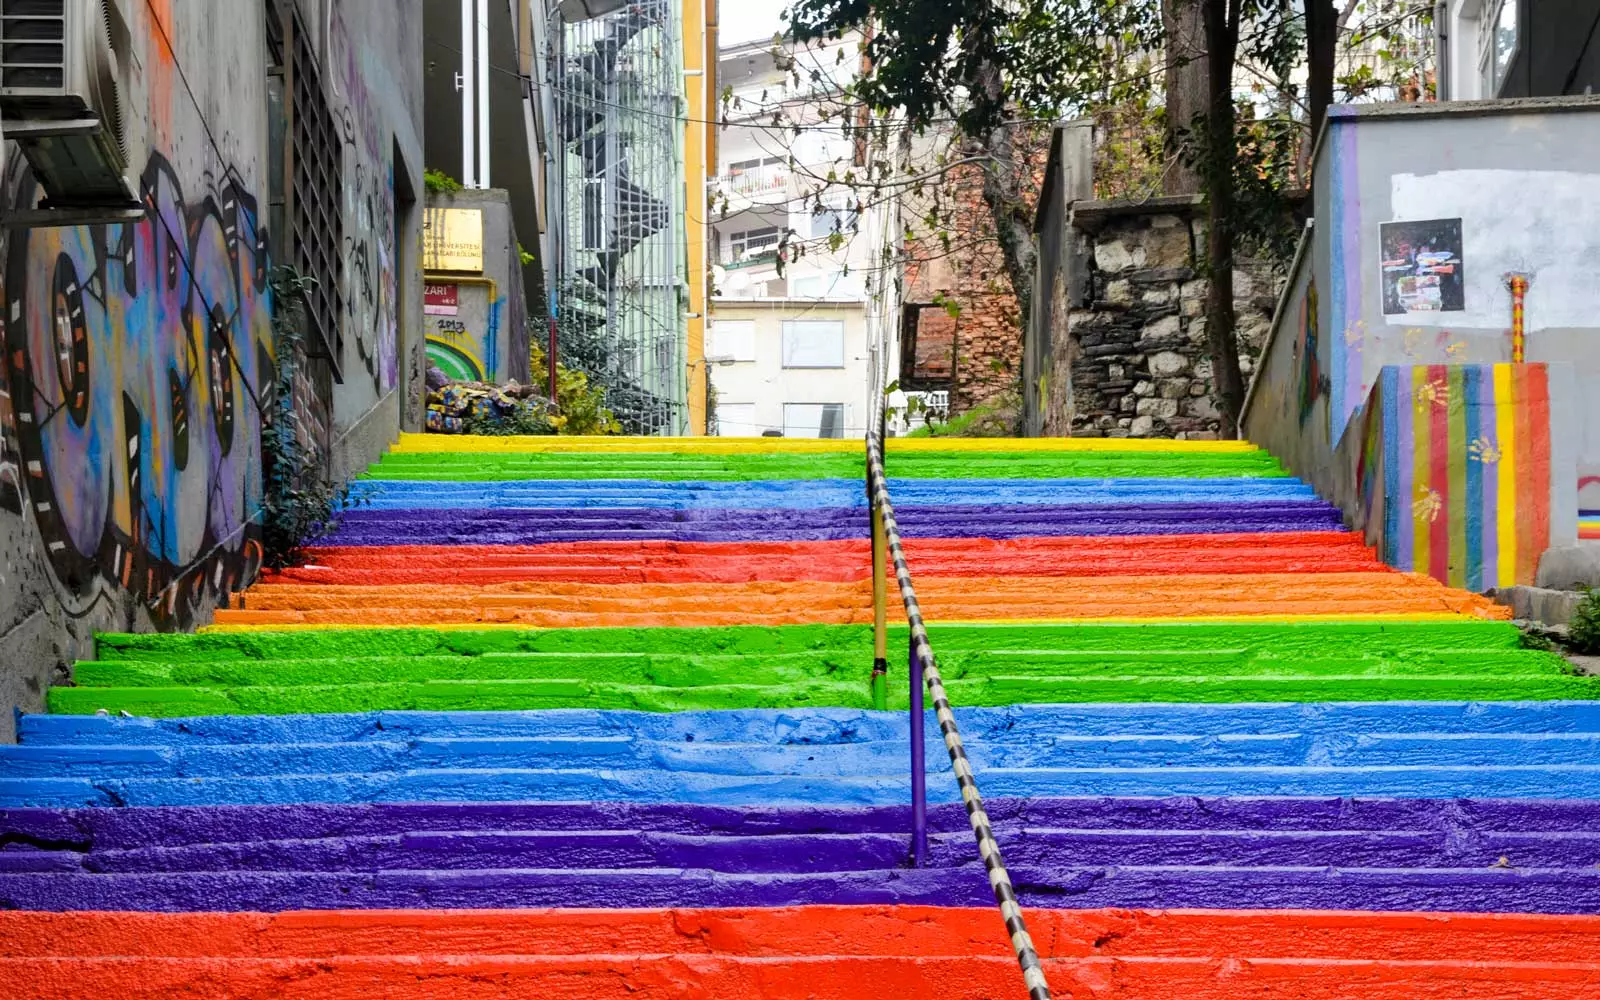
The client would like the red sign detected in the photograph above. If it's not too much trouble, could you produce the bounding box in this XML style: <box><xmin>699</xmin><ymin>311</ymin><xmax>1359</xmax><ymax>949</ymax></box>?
<box><xmin>424</xmin><ymin>283</ymin><xmax>459</xmax><ymax>316</ymax></box>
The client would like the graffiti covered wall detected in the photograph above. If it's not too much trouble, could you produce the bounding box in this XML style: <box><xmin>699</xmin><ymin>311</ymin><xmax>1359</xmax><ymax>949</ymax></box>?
<box><xmin>0</xmin><ymin>0</ymin><xmax>273</xmax><ymax>737</ymax></box>
<box><xmin>0</xmin><ymin>0</ymin><xmax>424</xmax><ymax>739</ymax></box>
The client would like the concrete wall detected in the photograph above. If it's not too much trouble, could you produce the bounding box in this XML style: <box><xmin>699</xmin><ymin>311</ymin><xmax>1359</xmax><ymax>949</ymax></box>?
<box><xmin>0</xmin><ymin>0</ymin><xmax>422</xmax><ymax>739</ymax></box>
<box><xmin>708</xmin><ymin>303</ymin><xmax>873</xmax><ymax>438</ymax></box>
<box><xmin>424</xmin><ymin>189</ymin><xmax>530</xmax><ymax>385</ymax></box>
<box><xmin>1303</xmin><ymin>99</ymin><xmax>1600</xmax><ymax>511</ymax></box>
<box><xmin>321</xmin><ymin>0</ymin><xmax>427</xmax><ymax>470</ymax></box>
<box><xmin>1245</xmin><ymin>97</ymin><xmax>1598</xmax><ymax>588</ymax></box>
<box><xmin>421</xmin><ymin>0</ymin><xmax>547</xmax><ymax>318</ymax></box>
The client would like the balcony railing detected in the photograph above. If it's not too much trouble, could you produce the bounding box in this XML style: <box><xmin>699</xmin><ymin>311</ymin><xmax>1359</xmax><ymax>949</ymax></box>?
<box><xmin>721</xmin><ymin>166</ymin><xmax>790</xmax><ymax>198</ymax></box>
<box><xmin>720</xmin><ymin>247</ymin><xmax>780</xmax><ymax>269</ymax></box>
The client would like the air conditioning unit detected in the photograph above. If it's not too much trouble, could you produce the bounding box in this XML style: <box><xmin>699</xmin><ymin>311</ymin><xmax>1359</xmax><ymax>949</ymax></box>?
<box><xmin>0</xmin><ymin>0</ymin><xmax>143</xmax><ymax>226</ymax></box>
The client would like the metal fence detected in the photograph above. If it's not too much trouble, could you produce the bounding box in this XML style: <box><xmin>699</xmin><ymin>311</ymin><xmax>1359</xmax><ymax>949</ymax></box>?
<box><xmin>552</xmin><ymin>0</ymin><xmax>686</xmax><ymax>434</ymax></box>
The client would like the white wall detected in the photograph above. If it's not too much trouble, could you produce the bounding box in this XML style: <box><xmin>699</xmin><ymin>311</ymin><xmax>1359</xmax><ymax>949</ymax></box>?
<box><xmin>708</xmin><ymin>304</ymin><xmax>874</xmax><ymax>437</ymax></box>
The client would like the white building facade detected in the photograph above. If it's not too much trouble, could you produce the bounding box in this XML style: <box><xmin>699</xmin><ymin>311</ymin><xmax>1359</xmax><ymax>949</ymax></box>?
<box><xmin>706</xmin><ymin>33</ymin><xmax>901</xmax><ymax>438</ymax></box>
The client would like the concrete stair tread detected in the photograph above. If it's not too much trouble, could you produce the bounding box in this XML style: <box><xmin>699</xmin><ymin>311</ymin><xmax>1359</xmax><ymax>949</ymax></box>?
<box><xmin>4</xmin><ymin>907</ymin><xmax>1599</xmax><ymax>998</ymax></box>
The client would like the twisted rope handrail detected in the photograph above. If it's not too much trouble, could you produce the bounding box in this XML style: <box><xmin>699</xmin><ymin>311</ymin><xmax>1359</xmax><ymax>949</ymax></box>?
<box><xmin>863</xmin><ymin>421</ymin><xmax>1052</xmax><ymax>1000</ymax></box>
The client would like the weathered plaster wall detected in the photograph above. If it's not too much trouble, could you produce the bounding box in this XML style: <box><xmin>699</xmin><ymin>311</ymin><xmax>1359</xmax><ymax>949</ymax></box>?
<box><xmin>320</xmin><ymin>0</ymin><xmax>427</xmax><ymax>466</ymax></box>
<box><xmin>0</xmin><ymin>0</ymin><xmax>422</xmax><ymax>739</ymax></box>
<box><xmin>1246</xmin><ymin>99</ymin><xmax>1597</xmax><ymax>586</ymax></box>
<box><xmin>1313</xmin><ymin>100</ymin><xmax>1600</xmax><ymax>508</ymax></box>
<box><xmin>424</xmin><ymin>189</ymin><xmax>529</xmax><ymax>386</ymax></box>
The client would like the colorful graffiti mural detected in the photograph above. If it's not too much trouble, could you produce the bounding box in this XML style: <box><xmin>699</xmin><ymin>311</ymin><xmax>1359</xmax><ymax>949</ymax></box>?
<box><xmin>332</xmin><ymin>6</ymin><xmax>400</xmax><ymax>398</ymax></box>
<box><xmin>1294</xmin><ymin>281</ymin><xmax>1325</xmax><ymax>427</ymax></box>
<box><xmin>1361</xmin><ymin>363</ymin><xmax>1552</xmax><ymax>590</ymax></box>
<box><xmin>0</xmin><ymin>153</ymin><xmax>271</xmax><ymax>628</ymax></box>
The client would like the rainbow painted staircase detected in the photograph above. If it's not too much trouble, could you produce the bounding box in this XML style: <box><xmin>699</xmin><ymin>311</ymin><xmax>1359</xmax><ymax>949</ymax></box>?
<box><xmin>5</xmin><ymin>434</ymin><xmax>1600</xmax><ymax>998</ymax></box>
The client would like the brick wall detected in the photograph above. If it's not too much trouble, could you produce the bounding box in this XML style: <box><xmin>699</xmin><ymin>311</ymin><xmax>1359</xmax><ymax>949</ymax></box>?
<box><xmin>901</xmin><ymin>130</ymin><xmax>1048</xmax><ymax>414</ymax></box>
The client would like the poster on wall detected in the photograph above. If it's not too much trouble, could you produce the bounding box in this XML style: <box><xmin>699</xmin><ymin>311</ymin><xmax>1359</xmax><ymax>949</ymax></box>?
<box><xmin>1380</xmin><ymin>218</ymin><xmax>1465</xmax><ymax>315</ymax></box>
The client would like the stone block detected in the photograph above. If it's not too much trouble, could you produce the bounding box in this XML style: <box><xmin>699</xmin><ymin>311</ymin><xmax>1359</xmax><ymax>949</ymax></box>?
<box><xmin>1094</xmin><ymin>240</ymin><xmax>1133</xmax><ymax>273</ymax></box>
<box><xmin>1148</xmin><ymin>350</ymin><xmax>1189</xmax><ymax>377</ymax></box>
<box><xmin>1187</xmin><ymin>317</ymin><xmax>1208</xmax><ymax>344</ymax></box>
<box><xmin>1139</xmin><ymin>223</ymin><xmax>1192</xmax><ymax>269</ymax></box>
<box><xmin>1143</xmin><ymin>315</ymin><xmax>1181</xmax><ymax>341</ymax></box>
<box><xmin>1189</xmin><ymin>382</ymin><xmax>1208</xmax><ymax>396</ymax></box>
<box><xmin>1180</xmin><ymin>279</ymin><xmax>1206</xmax><ymax>301</ymax></box>
<box><xmin>1119</xmin><ymin>394</ymin><xmax>1137</xmax><ymax>412</ymax></box>
<box><xmin>1159</xmin><ymin>379</ymin><xmax>1191</xmax><ymax>399</ymax></box>
<box><xmin>1133</xmin><ymin>380</ymin><xmax>1154</xmax><ymax>397</ymax></box>
<box><xmin>1129</xmin><ymin>415</ymin><xmax>1155</xmax><ymax>436</ymax></box>
<box><xmin>1136</xmin><ymin>397</ymin><xmax>1180</xmax><ymax>418</ymax></box>
<box><xmin>1105</xmin><ymin>279</ymin><xmax>1134</xmax><ymax>306</ymax></box>
<box><xmin>1184</xmin><ymin>395</ymin><xmax>1221</xmax><ymax>420</ymax></box>
<box><xmin>1128</xmin><ymin>267</ymin><xmax>1192</xmax><ymax>285</ymax></box>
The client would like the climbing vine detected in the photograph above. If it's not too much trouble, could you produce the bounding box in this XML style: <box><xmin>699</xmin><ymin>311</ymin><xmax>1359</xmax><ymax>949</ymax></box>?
<box><xmin>260</xmin><ymin>267</ymin><xmax>363</xmax><ymax>570</ymax></box>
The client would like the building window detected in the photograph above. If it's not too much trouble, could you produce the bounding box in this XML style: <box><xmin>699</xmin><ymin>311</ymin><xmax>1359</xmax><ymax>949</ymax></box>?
<box><xmin>708</xmin><ymin>320</ymin><xmax>756</xmax><ymax>362</ymax></box>
<box><xmin>726</xmin><ymin>226</ymin><xmax>782</xmax><ymax>263</ymax></box>
<box><xmin>1479</xmin><ymin>0</ymin><xmax>1517</xmax><ymax>96</ymax></box>
<box><xmin>784</xmin><ymin>403</ymin><xmax>845</xmax><ymax>439</ymax></box>
<box><xmin>808</xmin><ymin>206</ymin><xmax>857</xmax><ymax>238</ymax></box>
<box><xmin>781</xmin><ymin>320</ymin><xmax>845</xmax><ymax>368</ymax></box>
<box><xmin>714</xmin><ymin>402</ymin><xmax>759</xmax><ymax>436</ymax></box>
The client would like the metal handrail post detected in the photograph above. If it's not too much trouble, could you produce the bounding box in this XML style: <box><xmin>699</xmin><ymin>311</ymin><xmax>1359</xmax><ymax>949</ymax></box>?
<box><xmin>909</xmin><ymin>633</ymin><xmax>927</xmax><ymax>866</ymax></box>
<box><xmin>864</xmin><ymin>391</ymin><xmax>1052</xmax><ymax>1000</ymax></box>
<box><xmin>870</xmin><ymin>502</ymin><xmax>889</xmax><ymax>710</ymax></box>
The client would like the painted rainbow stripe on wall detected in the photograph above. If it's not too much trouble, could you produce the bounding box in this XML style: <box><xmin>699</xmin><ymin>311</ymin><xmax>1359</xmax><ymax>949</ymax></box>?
<box><xmin>1365</xmin><ymin>362</ymin><xmax>1553</xmax><ymax>590</ymax></box>
<box><xmin>5</xmin><ymin>432</ymin><xmax>1600</xmax><ymax>998</ymax></box>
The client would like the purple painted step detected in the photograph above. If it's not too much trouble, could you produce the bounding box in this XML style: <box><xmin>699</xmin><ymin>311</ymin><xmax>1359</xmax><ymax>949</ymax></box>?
<box><xmin>321</xmin><ymin>502</ymin><xmax>1345</xmax><ymax>546</ymax></box>
<box><xmin>6</xmin><ymin>797</ymin><xmax>1600</xmax><ymax>913</ymax></box>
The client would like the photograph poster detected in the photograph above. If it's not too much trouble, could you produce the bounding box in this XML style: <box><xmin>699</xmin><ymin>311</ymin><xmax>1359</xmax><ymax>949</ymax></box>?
<box><xmin>1380</xmin><ymin>218</ymin><xmax>1465</xmax><ymax>315</ymax></box>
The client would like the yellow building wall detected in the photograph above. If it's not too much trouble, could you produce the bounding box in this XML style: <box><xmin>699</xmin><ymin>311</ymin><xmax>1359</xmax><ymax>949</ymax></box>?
<box><xmin>682</xmin><ymin>0</ymin><xmax>717</xmax><ymax>434</ymax></box>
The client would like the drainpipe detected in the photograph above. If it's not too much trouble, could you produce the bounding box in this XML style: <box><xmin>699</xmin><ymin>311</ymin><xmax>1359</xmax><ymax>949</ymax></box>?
<box><xmin>461</xmin><ymin>0</ymin><xmax>475</xmax><ymax>187</ymax></box>
<box><xmin>1507</xmin><ymin>273</ymin><xmax>1529</xmax><ymax>363</ymax></box>
<box><xmin>478</xmin><ymin>0</ymin><xmax>491</xmax><ymax>188</ymax></box>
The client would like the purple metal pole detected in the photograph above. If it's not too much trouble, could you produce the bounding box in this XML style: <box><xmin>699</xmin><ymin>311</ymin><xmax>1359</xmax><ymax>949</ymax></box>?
<box><xmin>909</xmin><ymin>637</ymin><xmax>928</xmax><ymax>866</ymax></box>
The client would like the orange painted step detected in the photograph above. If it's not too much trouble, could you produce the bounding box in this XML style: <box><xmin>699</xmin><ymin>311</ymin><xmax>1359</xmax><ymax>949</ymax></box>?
<box><xmin>218</xmin><ymin>572</ymin><xmax>1507</xmax><ymax>627</ymax></box>
<box><xmin>4</xmin><ymin>907</ymin><xmax>1595</xmax><ymax>999</ymax></box>
<box><xmin>273</xmin><ymin>532</ymin><xmax>1386</xmax><ymax>585</ymax></box>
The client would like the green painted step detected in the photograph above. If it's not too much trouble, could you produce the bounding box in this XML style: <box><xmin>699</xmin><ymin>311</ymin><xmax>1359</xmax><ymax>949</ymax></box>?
<box><xmin>72</xmin><ymin>647</ymin><xmax>1572</xmax><ymax>689</ymax></box>
<box><xmin>49</xmin><ymin>670</ymin><xmax>1600</xmax><ymax>718</ymax></box>
<box><xmin>361</xmin><ymin>451</ymin><xmax>1290</xmax><ymax>481</ymax></box>
<box><xmin>61</xmin><ymin>620</ymin><xmax>1590</xmax><ymax>718</ymax></box>
<box><xmin>92</xmin><ymin>620</ymin><xmax>1527</xmax><ymax>663</ymax></box>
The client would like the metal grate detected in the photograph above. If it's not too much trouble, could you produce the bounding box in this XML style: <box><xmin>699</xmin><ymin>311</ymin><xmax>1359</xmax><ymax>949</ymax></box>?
<box><xmin>0</xmin><ymin>0</ymin><xmax>67</xmax><ymax>92</ymax></box>
<box><xmin>286</xmin><ymin>2</ymin><xmax>343</xmax><ymax>380</ymax></box>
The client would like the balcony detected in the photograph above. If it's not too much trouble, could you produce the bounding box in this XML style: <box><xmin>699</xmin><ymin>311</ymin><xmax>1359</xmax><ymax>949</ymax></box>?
<box><xmin>713</xmin><ymin>162</ymin><xmax>791</xmax><ymax>213</ymax></box>
<box><xmin>724</xmin><ymin>164</ymin><xmax>790</xmax><ymax>197</ymax></box>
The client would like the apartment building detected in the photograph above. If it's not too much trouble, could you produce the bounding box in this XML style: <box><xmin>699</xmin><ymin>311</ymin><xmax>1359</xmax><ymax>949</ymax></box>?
<box><xmin>706</xmin><ymin>30</ymin><xmax>900</xmax><ymax>438</ymax></box>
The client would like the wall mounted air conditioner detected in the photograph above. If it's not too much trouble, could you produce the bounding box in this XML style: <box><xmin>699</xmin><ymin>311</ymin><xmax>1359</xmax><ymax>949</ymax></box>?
<box><xmin>0</xmin><ymin>0</ymin><xmax>144</xmax><ymax>227</ymax></box>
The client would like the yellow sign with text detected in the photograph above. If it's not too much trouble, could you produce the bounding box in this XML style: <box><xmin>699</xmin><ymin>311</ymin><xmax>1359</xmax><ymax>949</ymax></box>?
<box><xmin>423</xmin><ymin>208</ymin><xmax>484</xmax><ymax>272</ymax></box>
